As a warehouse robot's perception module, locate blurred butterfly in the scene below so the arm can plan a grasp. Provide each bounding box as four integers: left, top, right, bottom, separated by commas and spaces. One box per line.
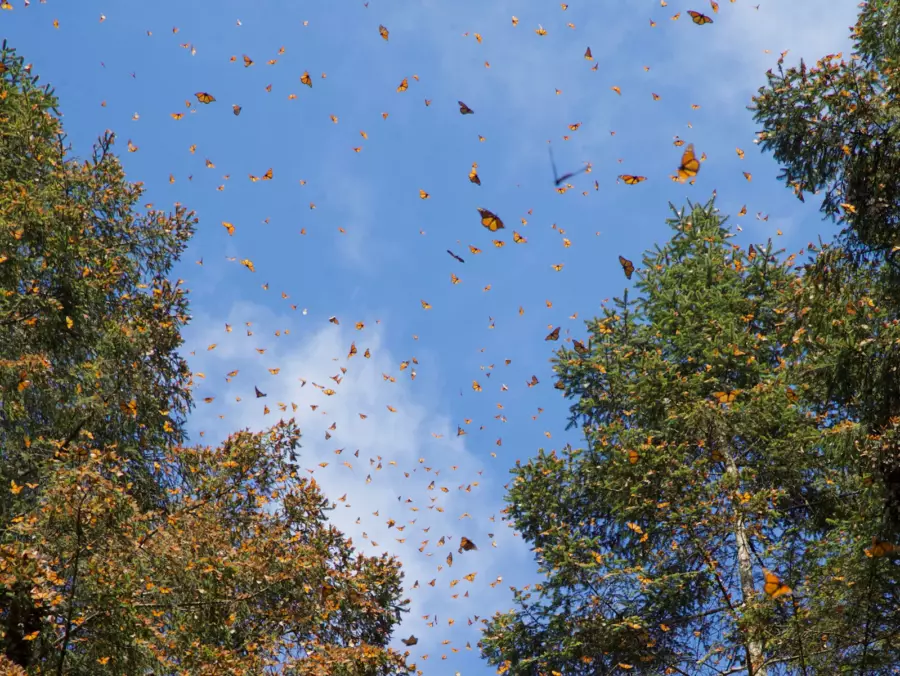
619, 175, 647, 184
378, 24, 389, 40
478, 208, 504, 231
584, 46, 593, 60
301, 71, 312, 87
549, 144, 588, 186
458, 100, 475, 114
195, 92, 216, 104
675, 144, 700, 183
573, 340, 589, 355
458, 536, 478, 553
243, 55, 253, 67
397, 78, 409, 92
864, 537, 896, 558
232, 104, 242, 116
713, 389, 740, 405
545, 327, 560, 341
618, 255, 635, 279
255, 386, 267, 398
447, 250, 465, 263
763, 570, 791, 598
401, 635, 418, 646
688, 10, 714, 24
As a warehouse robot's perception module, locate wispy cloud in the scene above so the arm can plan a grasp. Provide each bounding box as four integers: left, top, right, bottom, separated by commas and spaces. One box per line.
182, 300, 537, 661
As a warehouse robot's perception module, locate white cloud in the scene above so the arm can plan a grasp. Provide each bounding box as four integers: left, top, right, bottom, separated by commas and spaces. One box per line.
182, 301, 537, 662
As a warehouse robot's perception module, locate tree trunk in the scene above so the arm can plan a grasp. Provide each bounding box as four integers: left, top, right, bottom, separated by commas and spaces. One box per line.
726, 452, 767, 676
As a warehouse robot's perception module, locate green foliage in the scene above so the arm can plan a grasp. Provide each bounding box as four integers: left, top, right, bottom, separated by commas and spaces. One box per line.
480, 201, 900, 675
749, 0, 900, 262
0, 45, 412, 675
1, 420, 413, 675
0, 39, 195, 517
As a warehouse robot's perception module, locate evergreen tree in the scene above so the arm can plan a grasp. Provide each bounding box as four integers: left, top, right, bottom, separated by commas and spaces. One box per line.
0, 44, 413, 674
480, 200, 899, 675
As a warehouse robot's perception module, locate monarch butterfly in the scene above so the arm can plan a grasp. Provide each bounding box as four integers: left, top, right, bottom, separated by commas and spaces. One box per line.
864, 537, 896, 558
171, 112, 184, 120
688, 10, 714, 24
619, 174, 647, 184
546, 327, 560, 341
195, 92, 216, 104
469, 165, 481, 184
675, 144, 700, 183
743, 172, 752, 181
736, 147, 745, 159
618, 255, 635, 279
458, 100, 474, 114
478, 208, 504, 231
421, 300, 432, 310
584, 46, 593, 60
243, 54, 253, 67
419, 189, 430, 199
713, 390, 740, 405
300, 71, 312, 87
747, 243, 757, 260
397, 78, 409, 92
513, 231, 527, 244
378, 24, 389, 40
262, 168, 273, 180
554, 380, 565, 390
400, 635, 418, 647
527, 375, 539, 387
763, 570, 791, 598
232, 104, 242, 116
573, 339, 589, 355
254, 386, 267, 398
458, 536, 478, 553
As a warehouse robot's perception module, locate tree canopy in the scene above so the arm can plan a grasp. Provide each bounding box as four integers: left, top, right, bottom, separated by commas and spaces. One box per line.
0, 43, 413, 675
480, 200, 900, 675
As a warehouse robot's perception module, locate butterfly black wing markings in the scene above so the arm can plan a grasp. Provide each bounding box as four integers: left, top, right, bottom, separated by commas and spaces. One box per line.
548, 143, 589, 187
447, 249, 465, 263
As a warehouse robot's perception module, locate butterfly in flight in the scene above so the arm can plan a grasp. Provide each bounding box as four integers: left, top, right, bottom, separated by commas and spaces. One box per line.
447, 249, 465, 263
401, 635, 419, 646
763, 569, 792, 598
618, 255, 635, 280
458, 101, 474, 114
549, 144, 588, 186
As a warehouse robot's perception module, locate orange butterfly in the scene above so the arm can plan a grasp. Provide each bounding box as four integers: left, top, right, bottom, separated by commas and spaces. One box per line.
546, 327, 560, 341
619, 175, 647, 184
195, 92, 216, 104
458, 100, 475, 114
688, 10, 714, 24
300, 72, 312, 87
378, 24, 389, 40
458, 537, 478, 553
713, 390, 740, 405
675, 144, 700, 183
478, 208, 504, 231
397, 78, 409, 92
618, 255, 635, 279
864, 537, 896, 558
232, 104, 242, 116
762, 570, 791, 598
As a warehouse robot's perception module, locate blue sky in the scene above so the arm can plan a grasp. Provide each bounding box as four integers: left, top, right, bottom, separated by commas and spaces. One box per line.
5, 0, 860, 673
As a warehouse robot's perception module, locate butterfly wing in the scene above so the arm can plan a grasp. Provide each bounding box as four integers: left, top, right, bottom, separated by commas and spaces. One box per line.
618, 255, 635, 279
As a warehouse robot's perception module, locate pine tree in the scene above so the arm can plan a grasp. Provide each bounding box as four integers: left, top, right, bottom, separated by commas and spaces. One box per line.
480, 200, 900, 675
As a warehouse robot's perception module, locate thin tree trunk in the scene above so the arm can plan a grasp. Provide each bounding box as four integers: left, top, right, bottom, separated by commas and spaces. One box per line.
725, 452, 767, 676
